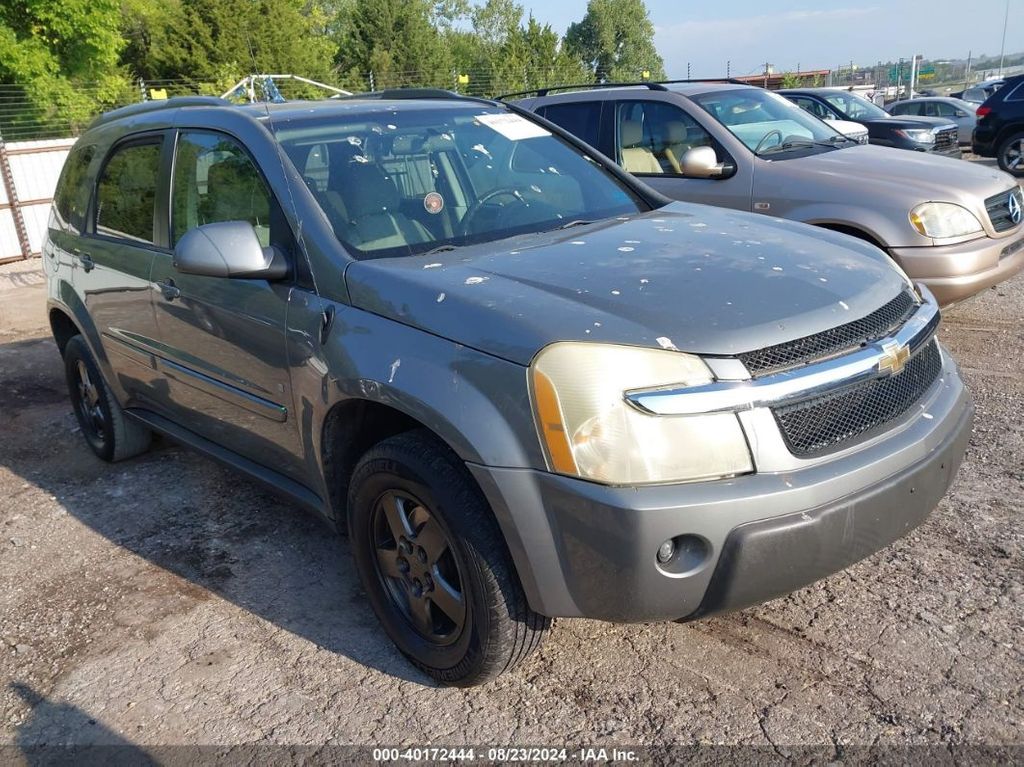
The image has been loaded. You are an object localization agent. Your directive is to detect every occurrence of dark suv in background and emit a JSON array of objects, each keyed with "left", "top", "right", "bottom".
[
  {"left": 972, "top": 73, "right": 1024, "bottom": 177},
  {"left": 781, "top": 88, "right": 961, "bottom": 157}
]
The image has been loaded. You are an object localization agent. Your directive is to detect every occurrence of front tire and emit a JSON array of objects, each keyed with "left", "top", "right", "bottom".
[
  {"left": 997, "top": 131, "right": 1024, "bottom": 177},
  {"left": 63, "top": 335, "right": 151, "bottom": 462},
  {"left": 347, "top": 430, "right": 550, "bottom": 686}
]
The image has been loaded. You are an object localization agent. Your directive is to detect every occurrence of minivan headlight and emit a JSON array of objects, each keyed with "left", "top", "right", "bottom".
[
  {"left": 895, "top": 128, "right": 935, "bottom": 144},
  {"left": 909, "top": 202, "right": 983, "bottom": 238},
  {"left": 530, "top": 343, "right": 753, "bottom": 485}
]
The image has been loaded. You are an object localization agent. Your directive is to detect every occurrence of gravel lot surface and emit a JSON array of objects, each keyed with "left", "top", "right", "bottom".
[{"left": 1, "top": 214, "right": 1023, "bottom": 755}]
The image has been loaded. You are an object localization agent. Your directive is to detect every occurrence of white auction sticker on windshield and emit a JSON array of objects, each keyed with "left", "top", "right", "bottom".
[{"left": 476, "top": 113, "right": 551, "bottom": 140}]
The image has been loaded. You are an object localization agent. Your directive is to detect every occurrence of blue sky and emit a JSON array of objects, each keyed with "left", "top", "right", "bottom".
[{"left": 524, "top": 0, "right": 1024, "bottom": 78}]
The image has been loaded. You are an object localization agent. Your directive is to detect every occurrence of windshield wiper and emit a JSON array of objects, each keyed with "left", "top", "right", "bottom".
[
  {"left": 757, "top": 139, "right": 815, "bottom": 155},
  {"left": 550, "top": 219, "right": 597, "bottom": 231},
  {"left": 420, "top": 244, "right": 460, "bottom": 258}
]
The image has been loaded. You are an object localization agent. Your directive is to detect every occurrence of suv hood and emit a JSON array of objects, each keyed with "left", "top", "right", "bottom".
[
  {"left": 783, "top": 144, "right": 1014, "bottom": 200},
  {"left": 345, "top": 204, "right": 908, "bottom": 366}
]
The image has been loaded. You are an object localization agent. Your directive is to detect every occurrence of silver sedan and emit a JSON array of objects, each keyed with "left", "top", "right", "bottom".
[{"left": 887, "top": 97, "right": 977, "bottom": 145}]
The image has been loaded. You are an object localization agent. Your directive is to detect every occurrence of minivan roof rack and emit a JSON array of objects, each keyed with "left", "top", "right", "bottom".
[
  {"left": 88, "top": 96, "right": 228, "bottom": 129},
  {"left": 497, "top": 78, "right": 748, "bottom": 100}
]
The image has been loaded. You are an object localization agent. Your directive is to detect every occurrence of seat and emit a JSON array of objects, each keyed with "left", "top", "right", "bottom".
[
  {"left": 662, "top": 121, "right": 695, "bottom": 173},
  {"left": 202, "top": 158, "right": 271, "bottom": 245},
  {"left": 334, "top": 162, "right": 432, "bottom": 251},
  {"left": 619, "top": 120, "right": 662, "bottom": 174}
]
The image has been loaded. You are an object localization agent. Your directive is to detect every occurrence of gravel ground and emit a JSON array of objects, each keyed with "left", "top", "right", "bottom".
[{"left": 1, "top": 237, "right": 1022, "bottom": 756}]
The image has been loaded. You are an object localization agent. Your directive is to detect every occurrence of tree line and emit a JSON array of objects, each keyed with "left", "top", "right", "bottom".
[{"left": 0, "top": 0, "right": 665, "bottom": 136}]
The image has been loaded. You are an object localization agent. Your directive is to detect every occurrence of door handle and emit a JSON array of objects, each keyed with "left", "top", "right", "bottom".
[
  {"left": 158, "top": 278, "right": 181, "bottom": 301},
  {"left": 78, "top": 253, "right": 95, "bottom": 272}
]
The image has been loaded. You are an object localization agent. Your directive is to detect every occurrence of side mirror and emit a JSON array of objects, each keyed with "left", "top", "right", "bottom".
[
  {"left": 679, "top": 146, "right": 727, "bottom": 179},
  {"left": 174, "top": 221, "right": 287, "bottom": 280}
]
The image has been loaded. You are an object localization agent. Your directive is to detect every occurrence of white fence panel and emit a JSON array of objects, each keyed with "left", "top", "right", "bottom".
[{"left": 1, "top": 137, "right": 75, "bottom": 262}]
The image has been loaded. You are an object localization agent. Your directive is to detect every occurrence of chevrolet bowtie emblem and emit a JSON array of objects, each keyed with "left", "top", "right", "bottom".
[{"left": 878, "top": 341, "right": 911, "bottom": 376}]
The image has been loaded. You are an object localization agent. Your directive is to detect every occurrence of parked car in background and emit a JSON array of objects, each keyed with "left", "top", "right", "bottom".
[
  {"left": 781, "top": 88, "right": 961, "bottom": 157},
  {"left": 825, "top": 118, "right": 870, "bottom": 144},
  {"left": 952, "top": 79, "right": 1005, "bottom": 104},
  {"left": 513, "top": 81, "right": 1024, "bottom": 306},
  {"left": 972, "top": 73, "right": 1024, "bottom": 177},
  {"left": 887, "top": 97, "right": 977, "bottom": 146},
  {"left": 46, "top": 92, "right": 974, "bottom": 685}
]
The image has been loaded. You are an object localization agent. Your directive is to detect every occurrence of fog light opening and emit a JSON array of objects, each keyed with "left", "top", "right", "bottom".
[{"left": 655, "top": 534, "right": 712, "bottom": 577}]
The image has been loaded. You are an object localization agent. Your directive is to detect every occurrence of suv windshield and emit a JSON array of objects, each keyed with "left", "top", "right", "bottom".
[
  {"left": 272, "top": 104, "right": 643, "bottom": 258},
  {"left": 820, "top": 91, "right": 889, "bottom": 121},
  {"left": 690, "top": 89, "right": 848, "bottom": 156}
]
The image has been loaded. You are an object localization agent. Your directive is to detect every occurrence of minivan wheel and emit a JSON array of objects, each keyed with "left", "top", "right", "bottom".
[
  {"left": 347, "top": 429, "right": 550, "bottom": 686},
  {"left": 63, "top": 335, "right": 151, "bottom": 462},
  {"left": 997, "top": 131, "right": 1024, "bottom": 176}
]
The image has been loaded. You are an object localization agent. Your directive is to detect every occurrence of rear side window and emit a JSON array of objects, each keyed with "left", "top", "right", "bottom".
[
  {"left": 53, "top": 144, "right": 94, "bottom": 234},
  {"left": 95, "top": 141, "right": 162, "bottom": 243},
  {"left": 1006, "top": 82, "right": 1024, "bottom": 102},
  {"left": 538, "top": 102, "right": 602, "bottom": 150}
]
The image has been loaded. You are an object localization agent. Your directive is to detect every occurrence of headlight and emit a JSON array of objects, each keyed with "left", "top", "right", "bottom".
[
  {"left": 895, "top": 128, "right": 935, "bottom": 144},
  {"left": 530, "top": 343, "right": 753, "bottom": 485},
  {"left": 909, "top": 202, "right": 983, "bottom": 238}
]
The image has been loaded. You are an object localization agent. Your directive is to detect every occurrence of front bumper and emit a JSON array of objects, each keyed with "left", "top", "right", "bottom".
[
  {"left": 889, "top": 227, "right": 1024, "bottom": 306},
  {"left": 470, "top": 347, "right": 973, "bottom": 622}
]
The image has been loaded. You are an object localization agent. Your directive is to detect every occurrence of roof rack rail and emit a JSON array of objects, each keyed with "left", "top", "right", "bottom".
[
  {"left": 336, "top": 88, "right": 497, "bottom": 106},
  {"left": 497, "top": 77, "right": 748, "bottom": 100},
  {"left": 88, "top": 96, "right": 228, "bottom": 129}
]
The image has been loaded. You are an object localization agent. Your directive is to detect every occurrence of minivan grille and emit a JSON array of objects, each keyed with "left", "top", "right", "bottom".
[
  {"left": 738, "top": 290, "right": 918, "bottom": 377},
  {"left": 986, "top": 187, "right": 1024, "bottom": 233},
  {"left": 933, "top": 127, "right": 958, "bottom": 151},
  {"left": 773, "top": 339, "right": 943, "bottom": 457}
]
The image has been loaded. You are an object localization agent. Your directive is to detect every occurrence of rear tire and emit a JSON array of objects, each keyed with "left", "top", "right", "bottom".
[
  {"left": 996, "top": 131, "right": 1024, "bottom": 177},
  {"left": 63, "top": 335, "right": 151, "bottom": 462},
  {"left": 347, "top": 429, "right": 550, "bottom": 686}
]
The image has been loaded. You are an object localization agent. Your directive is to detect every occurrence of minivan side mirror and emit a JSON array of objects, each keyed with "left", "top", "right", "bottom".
[
  {"left": 173, "top": 221, "right": 288, "bottom": 280},
  {"left": 680, "top": 146, "right": 728, "bottom": 179}
]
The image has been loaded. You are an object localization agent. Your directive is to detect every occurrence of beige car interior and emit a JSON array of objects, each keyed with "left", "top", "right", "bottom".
[{"left": 619, "top": 120, "right": 663, "bottom": 174}]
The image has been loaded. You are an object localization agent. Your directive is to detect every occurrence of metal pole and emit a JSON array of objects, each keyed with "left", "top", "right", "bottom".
[
  {"left": 0, "top": 127, "right": 33, "bottom": 262},
  {"left": 965, "top": 50, "right": 972, "bottom": 89},
  {"left": 999, "top": 0, "right": 1009, "bottom": 75}
]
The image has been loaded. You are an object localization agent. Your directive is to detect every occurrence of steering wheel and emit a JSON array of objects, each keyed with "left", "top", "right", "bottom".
[
  {"left": 754, "top": 129, "right": 783, "bottom": 154},
  {"left": 460, "top": 188, "right": 528, "bottom": 236}
]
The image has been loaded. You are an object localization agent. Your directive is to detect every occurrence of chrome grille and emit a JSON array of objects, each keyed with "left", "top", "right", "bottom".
[
  {"left": 739, "top": 290, "right": 918, "bottom": 378},
  {"left": 773, "top": 339, "right": 943, "bottom": 457},
  {"left": 986, "top": 187, "right": 1023, "bottom": 233},
  {"left": 933, "top": 128, "right": 958, "bottom": 151}
]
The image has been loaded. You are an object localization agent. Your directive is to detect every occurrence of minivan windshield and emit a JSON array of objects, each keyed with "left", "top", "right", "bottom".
[
  {"left": 272, "top": 104, "right": 644, "bottom": 259},
  {"left": 690, "top": 89, "right": 850, "bottom": 156}
]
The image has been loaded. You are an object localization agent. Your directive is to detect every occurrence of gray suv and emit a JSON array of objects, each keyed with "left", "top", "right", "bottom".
[{"left": 46, "top": 92, "right": 973, "bottom": 685}]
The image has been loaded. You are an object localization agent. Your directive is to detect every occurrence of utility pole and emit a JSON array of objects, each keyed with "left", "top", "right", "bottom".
[
  {"left": 687, "top": 62, "right": 691, "bottom": 79},
  {"left": 999, "top": 0, "right": 1009, "bottom": 75},
  {"left": 965, "top": 50, "right": 972, "bottom": 89},
  {"left": 726, "top": 60, "right": 731, "bottom": 78},
  {"left": 909, "top": 53, "right": 919, "bottom": 96},
  {"left": 762, "top": 61, "right": 772, "bottom": 88}
]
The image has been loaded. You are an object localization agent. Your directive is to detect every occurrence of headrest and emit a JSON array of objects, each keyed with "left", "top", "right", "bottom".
[
  {"left": 337, "top": 162, "right": 400, "bottom": 220},
  {"left": 620, "top": 120, "right": 644, "bottom": 147},
  {"left": 665, "top": 121, "right": 689, "bottom": 143}
]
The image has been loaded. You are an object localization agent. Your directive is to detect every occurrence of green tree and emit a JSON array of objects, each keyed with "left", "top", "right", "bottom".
[
  {"left": 122, "top": 0, "right": 337, "bottom": 94},
  {"left": 0, "top": 0, "right": 133, "bottom": 134},
  {"left": 564, "top": 0, "right": 665, "bottom": 83},
  {"left": 338, "top": 0, "right": 451, "bottom": 89}
]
